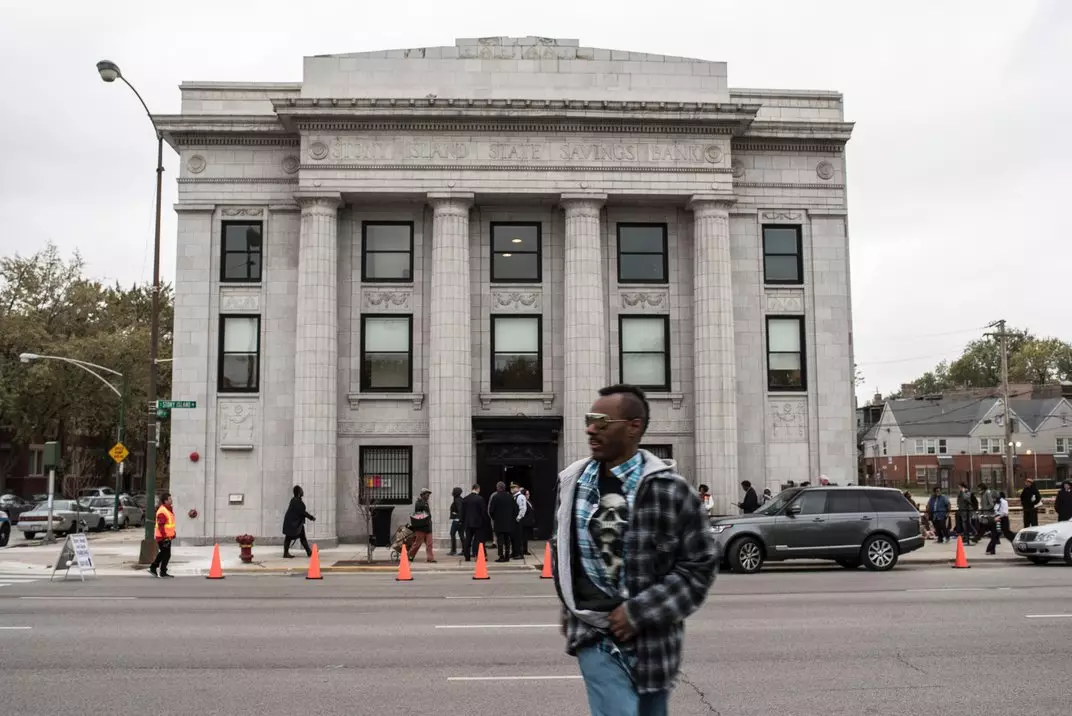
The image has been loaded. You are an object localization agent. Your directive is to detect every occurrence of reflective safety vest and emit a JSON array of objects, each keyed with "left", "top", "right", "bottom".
[{"left": 155, "top": 505, "right": 176, "bottom": 540}]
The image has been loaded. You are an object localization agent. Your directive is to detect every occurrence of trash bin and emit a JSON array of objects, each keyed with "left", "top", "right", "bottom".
[{"left": 370, "top": 506, "right": 395, "bottom": 547}]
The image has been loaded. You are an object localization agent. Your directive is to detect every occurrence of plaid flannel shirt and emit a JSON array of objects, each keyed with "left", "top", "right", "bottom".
[{"left": 551, "top": 450, "right": 719, "bottom": 695}]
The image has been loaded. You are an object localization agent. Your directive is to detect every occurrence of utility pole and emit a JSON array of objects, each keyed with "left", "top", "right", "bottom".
[{"left": 986, "top": 320, "right": 1016, "bottom": 498}]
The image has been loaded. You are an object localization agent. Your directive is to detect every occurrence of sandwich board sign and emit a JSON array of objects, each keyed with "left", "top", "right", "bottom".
[{"left": 50, "top": 532, "right": 96, "bottom": 582}]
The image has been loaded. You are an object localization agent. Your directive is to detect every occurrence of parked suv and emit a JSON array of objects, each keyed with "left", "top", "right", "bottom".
[{"left": 712, "top": 486, "right": 924, "bottom": 573}]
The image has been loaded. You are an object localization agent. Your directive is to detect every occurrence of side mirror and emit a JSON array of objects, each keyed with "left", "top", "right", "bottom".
[{"left": 787, "top": 505, "right": 802, "bottom": 516}]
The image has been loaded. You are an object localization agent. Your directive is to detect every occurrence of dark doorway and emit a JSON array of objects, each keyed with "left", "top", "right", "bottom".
[{"left": 473, "top": 416, "right": 562, "bottom": 541}]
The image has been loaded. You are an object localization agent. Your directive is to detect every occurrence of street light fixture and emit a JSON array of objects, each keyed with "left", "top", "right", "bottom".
[
  {"left": 19, "top": 353, "right": 128, "bottom": 537},
  {"left": 97, "top": 59, "right": 165, "bottom": 564}
]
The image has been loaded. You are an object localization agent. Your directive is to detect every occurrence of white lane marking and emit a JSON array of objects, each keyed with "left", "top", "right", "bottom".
[
  {"left": 0, "top": 626, "right": 32, "bottom": 630},
  {"left": 19, "top": 597, "right": 137, "bottom": 601},
  {"left": 1025, "top": 614, "right": 1072, "bottom": 619},
  {"left": 448, "top": 675, "right": 582, "bottom": 682},
  {"left": 905, "top": 588, "right": 990, "bottom": 593},
  {"left": 435, "top": 624, "right": 558, "bottom": 629},
  {"left": 444, "top": 595, "right": 556, "bottom": 600}
]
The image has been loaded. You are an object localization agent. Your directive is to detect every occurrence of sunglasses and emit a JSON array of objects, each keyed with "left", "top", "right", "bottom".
[{"left": 585, "top": 413, "right": 639, "bottom": 430}]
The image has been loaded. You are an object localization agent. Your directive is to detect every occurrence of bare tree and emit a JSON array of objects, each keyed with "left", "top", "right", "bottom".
[
  {"left": 349, "top": 466, "right": 378, "bottom": 564},
  {"left": 63, "top": 447, "right": 101, "bottom": 499}
]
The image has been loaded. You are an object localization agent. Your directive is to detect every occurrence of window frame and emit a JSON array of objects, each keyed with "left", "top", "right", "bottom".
[
  {"left": 618, "top": 314, "right": 671, "bottom": 392},
  {"left": 1056, "top": 437, "right": 1071, "bottom": 454},
  {"left": 616, "top": 223, "right": 669, "bottom": 285},
  {"left": 361, "top": 221, "right": 414, "bottom": 283},
  {"left": 490, "top": 222, "right": 542, "bottom": 284},
  {"left": 937, "top": 439, "right": 948, "bottom": 455},
  {"left": 761, "top": 224, "right": 804, "bottom": 285},
  {"left": 358, "top": 445, "right": 414, "bottom": 506},
  {"left": 765, "top": 315, "right": 807, "bottom": 392},
  {"left": 360, "top": 314, "right": 414, "bottom": 392},
  {"left": 217, "top": 314, "right": 262, "bottom": 394},
  {"left": 489, "top": 314, "right": 543, "bottom": 392},
  {"left": 220, "top": 221, "right": 264, "bottom": 283},
  {"left": 640, "top": 444, "right": 674, "bottom": 460}
]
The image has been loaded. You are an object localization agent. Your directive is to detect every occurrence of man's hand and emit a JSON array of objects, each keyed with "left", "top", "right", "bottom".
[{"left": 608, "top": 605, "right": 636, "bottom": 642}]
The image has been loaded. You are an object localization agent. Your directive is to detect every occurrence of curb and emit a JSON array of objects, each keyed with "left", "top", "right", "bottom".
[{"left": 121, "top": 563, "right": 540, "bottom": 575}]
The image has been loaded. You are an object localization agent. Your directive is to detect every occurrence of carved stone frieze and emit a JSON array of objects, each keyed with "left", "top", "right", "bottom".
[
  {"left": 761, "top": 211, "right": 803, "bottom": 223},
  {"left": 362, "top": 290, "right": 412, "bottom": 311},
  {"left": 338, "top": 420, "right": 429, "bottom": 437},
  {"left": 219, "top": 291, "right": 261, "bottom": 311},
  {"left": 765, "top": 290, "right": 805, "bottom": 313},
  {"left": 221, "top": 207, "right": 264, "bottom": 217},
  {"left": 770, "top": 399, "right": 808, "bottom": 442},
  {"left": 491, "top": 291, "right": 542, "bottom": 312},
  {"left": 218, "top": 401, "right": 257, "bottom": 448},
  {"left": 619, "top": 291, "right": 669, "bottom": 312}
]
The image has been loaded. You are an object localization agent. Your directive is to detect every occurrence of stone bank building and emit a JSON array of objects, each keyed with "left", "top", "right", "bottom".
[{"left": 162, "top": 36, "right": 856, "bottom": 545}]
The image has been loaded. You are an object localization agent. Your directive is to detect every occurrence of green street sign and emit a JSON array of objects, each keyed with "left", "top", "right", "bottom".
[{"left": 158, "top": 400, "right": 196, "bottom": 409}]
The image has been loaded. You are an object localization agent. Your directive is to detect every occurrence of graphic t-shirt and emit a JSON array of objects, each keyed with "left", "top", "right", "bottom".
[{"left": 573, "top": 472, "right": 629, "bottom": 611}]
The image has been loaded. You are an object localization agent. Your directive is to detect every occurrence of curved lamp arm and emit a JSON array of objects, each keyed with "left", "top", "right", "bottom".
[{"left": 19, "top": 353, "right": 122, "bottom": 398}]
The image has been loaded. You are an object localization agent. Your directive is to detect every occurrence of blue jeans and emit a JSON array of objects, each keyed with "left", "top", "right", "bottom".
[
  {"left": 577, "top": 644, "right": 669, "bottom": 716},
  {"left": 449, "top": 520, "right": 463, "bottom": 553}
]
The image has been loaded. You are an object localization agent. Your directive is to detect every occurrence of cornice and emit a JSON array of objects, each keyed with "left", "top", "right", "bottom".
[
  {"left": 733, "top": 181, "right": 845, "bottom": 190},
  {"left": 300, "top": 163, "right": 733, "bottom": 174},
  {"left": 296, "top": 120, "right": 735, "bottom": 135},
  {"left": 732, "top": 140, "right": 845, "bottom": 154},
  {"left": 177, "top": 177, "right": 299, "bottom": 185},
  {"left": 273, "top": 96, "right": 762, "bottom": 116},
  {"left": 740, "top": 120, "right": 854, "bottom": 143}
]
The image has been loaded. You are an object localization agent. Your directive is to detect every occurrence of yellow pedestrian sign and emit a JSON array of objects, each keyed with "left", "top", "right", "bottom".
[{"left": 108, "top": 443, "right": 129, "bottom": 464}]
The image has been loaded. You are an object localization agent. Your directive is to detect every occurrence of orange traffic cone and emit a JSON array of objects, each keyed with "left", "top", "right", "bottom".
[
  {"left": 540, "top": 542, "right": 554, "bottom": 580},
  {"left": 473, "top": 543, "right": 490, "bottom": 580},
  {"left": 396, "top": 543, "right": 413, "bottom": 581},
  {"left": 306, "top": 544, "right": 323, "bottom": 580},
  {"left": 951, "top": 535, "right": 971, "bottom": 569},
  {"left": 206, "top": 543, "right": 225, "bottom": 579}
]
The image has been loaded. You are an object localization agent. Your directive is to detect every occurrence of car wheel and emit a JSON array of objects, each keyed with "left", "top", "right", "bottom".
[
  {"left": 1064, "top": 539, "right": 1072, "bottom": 566},
  {"left": 1027, "top": 556, "right": 1051, "bottom": 565},
  {"left": 862, "top": 535, "right": 899, "bottom": 571},
  {"left": 729, "top": 537, "right": 764, "bottom": 574},
  {"left": 0, "top": 525, "right": 9, "bottom": 548},
  {"left": 23, "top": 532, "right": 36, "bottom": 540},
  {"left": 836, "top": 558, "right": 861, "bottom": 569}
]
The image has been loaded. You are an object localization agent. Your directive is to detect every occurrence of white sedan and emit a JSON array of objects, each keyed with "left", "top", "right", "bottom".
[{"left": 1013, "top": 522, "right": 1072, "bottom": 565}]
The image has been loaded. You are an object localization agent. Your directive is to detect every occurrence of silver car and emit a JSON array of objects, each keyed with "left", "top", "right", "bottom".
[
  {"left": 711, "top": 486, "right": 925, "bottom": 573},
  {"left": 17, "top": 500, "right": 105, "bottom": 540},
  {"left": 83, "top": 495, "right": 145, "bottom": 529},
  {"left": 1012, "top": 521, "right": 1072, "bottom": 565}
]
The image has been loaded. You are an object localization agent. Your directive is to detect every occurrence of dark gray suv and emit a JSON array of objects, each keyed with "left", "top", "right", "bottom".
[{"left": 712, "top": 486, "right": 924, "bottom": 574}]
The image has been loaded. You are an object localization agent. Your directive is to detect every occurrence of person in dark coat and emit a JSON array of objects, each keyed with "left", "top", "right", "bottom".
[
  {"left": 738, "top": 480, "right": 759, "bottom": 514},
  {"left": 282, "top": 485, "right": 316, "bottom": 558},
  {"left": 448, "top": 486, "right": 464, "bottom": 556},
  {"left": 488, "top": 481, "right": 518, "bottom": 562},
  {"left": 460, "top": 484, "right": 486, "bottom": 562},
  {"left": 1020, "top": 478, "right": 1042, "bottom": 528},
  {"left": 1056, "top": 481, "right": 1072, "bottom": 522}
]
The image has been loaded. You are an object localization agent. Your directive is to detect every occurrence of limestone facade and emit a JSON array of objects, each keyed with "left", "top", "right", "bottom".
[{"left": 162, "top": 36, "right": 856, "bottom": 545}]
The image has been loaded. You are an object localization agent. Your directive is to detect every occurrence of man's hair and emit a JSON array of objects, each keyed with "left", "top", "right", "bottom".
[
  {"left": 496, "top": 481, "right": 505, "bottom": 491},
  {"left": 159, "top": 492, "right": 171, "bottom": 503},
  {"left": 698, "top": 483, "right": 709, "bottom": 492},
  {"left": 741, "top": 480, "right": 752, "bottom": 489},
  {"left": 598, "top": 384, "right": 650, "bottom": 434},
  {"left": 471, "top": 484, "right": 480, "bottom": 491}
]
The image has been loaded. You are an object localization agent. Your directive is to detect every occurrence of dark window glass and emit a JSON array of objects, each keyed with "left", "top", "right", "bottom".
[
  {"left": 491, "top": 224, "right": 540, "bottom": 282},
  {"left": 363, "top": 223, "right": 413, "bottom": 281},
  {"left": 218, "top": 315, "right": 261, "bottom": 392},
  {"left": 641, "top": 445, "right": 673, "bottom": 460},
  {"left": 767, "top": 317, "right": 805, "bottom": 390},
  {"left": 359, "top": 446, "right": 413, "bottom": 506},
  {"left": 491, "top": 316, "right": 541, "bottom": 391},
  {"left": 617, "top": 224, "right": 667, "bottom": 283},
  {"left": 791, "top": 491, "right": 826, "bottom": 515},
  {"left": 620, "top": 316, "right": 669, "bottom": 390},
  {"left": 361, "top": 316, "right": 412, "bottom": 391},
  {"left": 221, "top": 222, "right": 262, "bottom": 282},
  {"left": 826, "top": 491, "right": 871, "bottom": 514},
  {"left": 867, "top": 491, "right": 918, "bottom": 513},
  {"left": 762, "top": 226, "right": 802, "bottom": 284}
]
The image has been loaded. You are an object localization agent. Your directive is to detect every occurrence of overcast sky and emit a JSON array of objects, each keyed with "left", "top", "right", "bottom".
[{"left": 0, "top": 0, "right": 1067, "bottom": 401}]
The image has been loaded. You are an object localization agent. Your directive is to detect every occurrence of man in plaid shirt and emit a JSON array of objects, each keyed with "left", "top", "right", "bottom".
[{"left": 551, "top": 384, "right": 718, "bottom": 715}]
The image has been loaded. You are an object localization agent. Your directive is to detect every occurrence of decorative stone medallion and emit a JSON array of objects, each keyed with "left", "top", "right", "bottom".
[
  {"left": 816, "top": 161, "right": 835, "bottom": 180},
  {"left": 187, "top": 155, "right": 206, "bottom": 174}
]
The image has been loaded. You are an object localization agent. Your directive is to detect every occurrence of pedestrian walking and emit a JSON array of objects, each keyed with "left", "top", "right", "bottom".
[
  {"left": 448, "top": 486, "right": 464, "bottom": 556},
  {"left": 698, "top": 484, "right": 714, "bottom": 515},
  {"left": 282, "top": 485, "right": 316, "bottom": 558},
  {"left": 977, "top": 484, "right": 996, "bottom": 540},
  {"left": 926, "top": 487, "right": 951, "bottom": 544},
  {"left": 760, "top": 488, "right": 773, "bottom": 506},
  {"left": 489, "top": 481, "right": 517, "bottom": 562},
  {"left": 408, "top": 488, "right": 436, "bottom": 563},
  {"left": 148, "top": 492, "right": 175, "bottom": 578},
  {"left": 510, "top": 482, "right": 528, "bottom": 559},
  {"left": 520, "top": 488, "right": 536, "bottom": 556},
  {"left": 1020, "top": 478, "right": 1041, "bottom": 529},
  {"left": 986, "top": 492, "right": 1012, "bottom": 555},
  {"left": 737, "top": 480, "right": 759, "bottom": 514},
  {"left": 1056, "top": 481, "right": 1072, "bottom": 522},
  {"left": 955, "top": 483, "right": 975, "bottom": 544},
  {"left": 552, "top": 384, "right": 718, "bottom": 716},
  {"left": 460, "top": 484, "right": 486, "bottom": 561}
]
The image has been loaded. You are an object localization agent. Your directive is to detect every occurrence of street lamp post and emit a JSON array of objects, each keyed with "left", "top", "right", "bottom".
[
  {"left": 97, "top": 60, "right": 164, "bottom": 564},
  {"left": 19, "top": 354, "right": 126, "bottom": 534}
]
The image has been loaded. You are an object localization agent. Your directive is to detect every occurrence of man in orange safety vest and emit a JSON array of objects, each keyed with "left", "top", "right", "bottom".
[{"left": 149, "top": 492, "right": 176, "bottom": 578}]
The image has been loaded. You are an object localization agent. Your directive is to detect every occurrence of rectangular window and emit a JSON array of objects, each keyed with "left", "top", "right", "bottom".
[
  {"left": 913, "top": 439, "right": 924, "bottom": 455},
  {"left": 361, "top": 315, "right": 413, "bottom": 391},
  {"left": 1057, "top": 437, "right": 1071, "bottom": 454},
  {"left": 980, "top": 438, "right": 1004, "bottom": 454},
  {"left": 617, "top": 224, "right": 668, "bottom": 283},
  {"left": 362, "top": 222, "right": 413, "bottom": 282},
  {"left": 221, "top": 222, "right": 263, "bottom": 282},
  {"left": 619, "top": 316, "right": 670, "bottom": 390},
  {"left": 641, "top": 444, "right": 673, "bottom": 460},
  {"left": 882, "top": 441, "right": 888, "bottom": 456},
  {"left": 762, "top": 225, "right": 803, "bottom": 284},
  {"left": 218, "top": 315, "right": 261, "bottom": 392},
  {"left": 491, "top": 223, "right": 541, "bottom": 283},
  {"left": 359, "top": 446, "right": 413, "bottom": 505},
  {"left": 938, "top": 439, "right": 948, "bottom": 455},
  {"left": 491, "top": 315, "right": 542, "bottom": 391},
  {"left": 766, "top": 316, "right": 806, "bottom": 391},
  {"left": 29, "top": 448, "right": 43, "bottom": 476},
  {"left": 926, "top": 439, "right": 937, "bottom": 455}
]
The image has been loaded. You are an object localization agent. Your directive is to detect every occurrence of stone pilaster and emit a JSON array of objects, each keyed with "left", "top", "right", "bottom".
[
  {"left": 561, "top": 194, "right": 608, "bottom": 462},
  {"left": 427, "top": 193, "right": 474, "bottom": 537},
  {"left": 292, "top": 192, "right": 342, "bottom": 543},
  {"left": 689, "top": 195, "right": 739, "bottom": 515}
]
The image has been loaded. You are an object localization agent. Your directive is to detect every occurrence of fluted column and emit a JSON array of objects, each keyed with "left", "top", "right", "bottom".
[
  {"left": 561, "top": 194, "right": 608, "bottom": 461},
  {"left": 292, "top": 192, "right": 343, "bottom": 541},
  {"left": 689, "top": 195, "right": 739, "bottom": 516},
  {"left": 427, "top": 192, "right": 474, "bottom": 537}
]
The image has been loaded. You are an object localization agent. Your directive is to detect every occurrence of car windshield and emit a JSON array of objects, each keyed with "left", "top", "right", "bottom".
[
  {"left": 753, "top": 488, "right": 802, "bottom": 516},
  {"left": 48, "top": 500, "right": 76, "bottom": 511},
  {"left": 87, "top": 498, "right": 113, "bottom": 508}
]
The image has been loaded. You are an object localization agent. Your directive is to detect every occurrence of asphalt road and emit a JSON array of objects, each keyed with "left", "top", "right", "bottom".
[{"left": 1, "top": 564, "right": 1071, "bottom": 715}]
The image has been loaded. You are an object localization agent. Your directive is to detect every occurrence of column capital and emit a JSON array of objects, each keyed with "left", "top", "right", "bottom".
[
  {"left": 688, "top": 194, "right": 736, "bottom": 215},
  {"left": 293, "top": 191, "right": 343, "bottom": 214},
  {"left": 427, "top": 191, "right": 474, "bottom": 209},
  {"left": 559, "top": 193, "right": 607, "bottom": 217}
]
